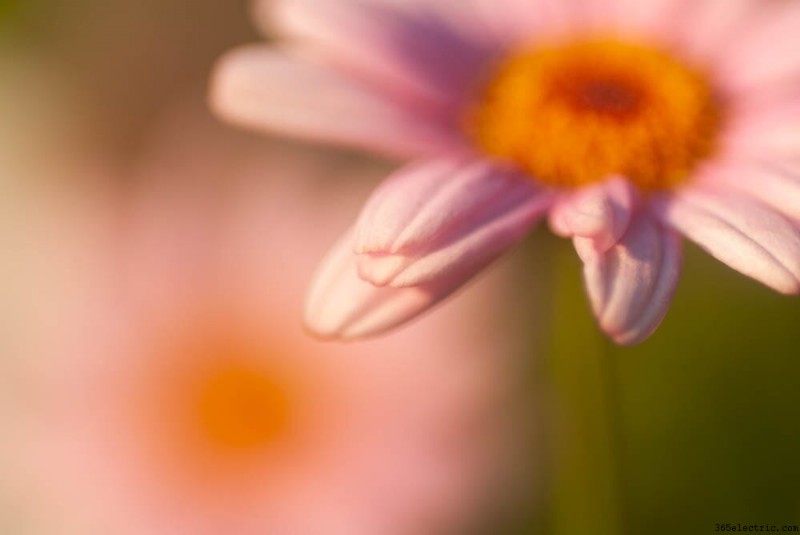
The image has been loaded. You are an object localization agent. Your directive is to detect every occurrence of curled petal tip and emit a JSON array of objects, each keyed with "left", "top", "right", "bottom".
[
  {"left": 583, "top": 212, "right": 682, "bottom": 345},
  {"left": 549, "top": 177, "right": 638, "bottom": 254},
  {"left": 609, "top": 331, "right": 645, "bottom": 347},
  {"left": 305, "top": 227, "right": 473, "bottom": 341},
  {"left": 775, "top": 279, "right": 800, "bottom": 296},
  {"left": 355, "top": 252, "right": 411, "bottom": 287},
  {"left": 354, "top": 157, "right": 552, "bottom": 288}
]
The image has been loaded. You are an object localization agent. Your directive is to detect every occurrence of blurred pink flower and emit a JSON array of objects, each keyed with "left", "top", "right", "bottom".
[
  {"left": 213, "top": 0, "right": 800, "bottom": 344},
  {"left": 20, "top": 112, "right": 521, "bottom": 535}
]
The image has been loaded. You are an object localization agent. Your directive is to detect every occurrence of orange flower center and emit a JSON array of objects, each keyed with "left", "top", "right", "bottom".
[
  {"left": 468, "top": 39, "right": 722, "bottom": 190},
  {"left": 126, "top": 321, "right": 334, "bottom": 491},
  {"left": 193, "top": 363, "right": 292, "bottom": 452},
  {"left": 143, "top": 332, "right": 307, "bottom": 464}
]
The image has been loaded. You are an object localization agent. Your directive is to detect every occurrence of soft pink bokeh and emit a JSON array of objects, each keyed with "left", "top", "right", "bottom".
[{"left": 8, "top": 106, "right": 526, "bottom": 535}]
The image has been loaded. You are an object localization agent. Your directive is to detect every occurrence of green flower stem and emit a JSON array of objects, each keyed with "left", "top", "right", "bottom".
[{"left": 545, "top": 240, "right": 627, "bottom": 535}]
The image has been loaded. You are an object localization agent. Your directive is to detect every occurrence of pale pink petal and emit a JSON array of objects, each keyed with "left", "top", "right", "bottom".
[
  {"left": 652, "top": 188, "right": 800, "bottom": 295},
  {"left": 468, "top": 0, "right": 571, "bottom": 44},
  {"left": 548, "top": 177, "right": 638, "bottom": 257},
  {"left": 699, "top": 159, "right": 800, "bottom": 224},
  {"left": 602, "top": 0, "right": 693, "bottom": 40},
  {"left": 354, "top": 157, "right": 553, "bottom": 287},
  {"left": 722, "top": 99, "right": 800, "bottom": 161},
  {"left": 562, "top": 0, "right": 623, "bottom": 33},
  {"left": 668, "top": 0, "right": 760, "bottom": 64},
  {"left": 258, "top": 0, "right": 497, "bottom": 112},
  {"left": 305, "top": 228, "right": 475, "bottom": 340},
  {"left": 716, "top": 3, "right": 800, "bottom": 95},
  {"left": 210, "top": 46, "right": 457, "bottom": 158},
  {"left": 582, "top": 213, "right": 682, "bottom": 346}
]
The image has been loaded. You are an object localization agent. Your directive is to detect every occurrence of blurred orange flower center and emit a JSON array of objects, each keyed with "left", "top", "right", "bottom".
[
  {"left": 468, "top": 39, "right": 722, "bottom": 190},
  {"left": 192, "top": 362, "right": 292, "bottom": 452}
]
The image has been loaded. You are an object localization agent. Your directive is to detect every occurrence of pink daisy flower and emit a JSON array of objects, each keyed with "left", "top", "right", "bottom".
[
  {"left": 15, "top": 112, "right": 521, "bottom": 535},
  {"left": 212, "top": 0, "right": 800, "bottom": 344}
]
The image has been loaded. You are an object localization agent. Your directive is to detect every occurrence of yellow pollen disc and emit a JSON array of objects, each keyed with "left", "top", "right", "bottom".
[
  {"left": 194, "top": 362, "right": 291, "bottom": 451},
  {"left": 468, "top": 39, "right": 722, "bottom": 189}
]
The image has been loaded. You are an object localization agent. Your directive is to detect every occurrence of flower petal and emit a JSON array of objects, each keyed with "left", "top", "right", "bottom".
[
  {"left": 582, "top": 212, "right": 682, "bottom": 345},
  {"left": 548, "top": 177, "right": 638, "bottom": 257},
  {"left": 669, "top": 0, "right": 759, "bottom": 63},
  {"left": 305, "top": 228, "right": 475, "bottom": 340},
  {"left": 259, "top": 0, "right": 496, "bottom": 111},
  {"left": 354, "top": 157, "right": 553, "bottom": 287},
  {"left": 701, "top": 160, "right": 800, "bottom": 224},
  {"left": 210, "top": 46, "right": 456, "bottom": 158},
  {"left": 716, "top": 3, "right": 800, "bottom": 95},
  {"left": 603, "top": 0, "right": 692, "bottom": 39},
  {"left": 468, "top": 0, "right": 571, "bottom": 43},
  {"left": 652, "top": 188, "right": 800, "bottom": 295},
  {"left": 722, "top": 100, "right": 800, "bottom": 161}
]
